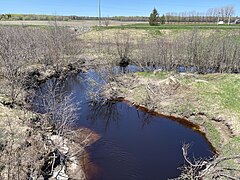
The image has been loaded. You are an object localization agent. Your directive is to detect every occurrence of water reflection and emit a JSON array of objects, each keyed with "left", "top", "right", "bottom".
[
  {"left": 87, "top": 101, "right": 120, "bottom": 131},
  {"left": 136, "top": 110, "right": 153, "bottom": 129},
  {"left": 86, "top": 99, "right": 161, "bottom": 132}
]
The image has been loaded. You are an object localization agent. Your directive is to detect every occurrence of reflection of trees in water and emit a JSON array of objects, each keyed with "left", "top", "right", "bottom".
[
  {"left": 136, "top": 110, "right": 153, "bottom": 129},
  {"left": 62, "top": 74, "right": 84, "bottom": 92},
  {"left": 29, "top": 77, "right": 79, "bottom": 135},
  {"left": 87, "top": 101, "right": 120, "bottom": 131},
  {"left": 31, "top": 78, "right": 64, "bottom": 112},
  {"left": 87, "top": 99, "right": 156, "bottom": 131}
]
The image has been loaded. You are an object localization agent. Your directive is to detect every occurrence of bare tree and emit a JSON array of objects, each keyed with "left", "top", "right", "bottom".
[
  {"left": 225, "top": 5, "right": 235, "bottom": 24},
  {"left": 103, "top": 17, "right": 110, "bottom": 26},
  {"left": 175, "top": 143, "right": 240, "bottom": 179}
]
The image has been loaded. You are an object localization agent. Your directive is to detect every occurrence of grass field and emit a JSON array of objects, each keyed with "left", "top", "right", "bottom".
[
  {"left": 98, "top": 23, "right": 240, "bottom": 30},
  {"left": 1, "top": 20, "right": 240, "bottom": 30}
]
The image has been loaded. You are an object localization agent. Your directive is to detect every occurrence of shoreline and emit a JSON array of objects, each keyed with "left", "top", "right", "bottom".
[
  {"left": 1, "top": 63, "right": 239, "bottom": 178},
  {"left": 116, "top": 97, "right": 218, "bottom": 154},
  {"left": 0, "top": 61, "right": 95, "bottom": 179},
  {"left": 101, "top": 71, "right": 240, "bottom": 178}
]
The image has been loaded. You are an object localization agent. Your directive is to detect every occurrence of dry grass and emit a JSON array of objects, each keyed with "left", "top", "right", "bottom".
[
  {"left": 104, "top": 72, "right": 240, "bottom": 149},
  {"left": 81, "top": 28, "right": 150, "bottom": 43},
  {"left": 0, "top": 101, "right": 33, "bottom": 146},
  {"left": 0, "top": 20, "right": 146, "bottom": 27}
]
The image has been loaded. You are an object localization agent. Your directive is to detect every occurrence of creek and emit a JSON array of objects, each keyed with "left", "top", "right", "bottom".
[{"left": 37, "top": 69, "right": 214, "bottom": 180}]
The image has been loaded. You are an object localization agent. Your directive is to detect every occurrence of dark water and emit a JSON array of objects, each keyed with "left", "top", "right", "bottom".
[{"left": 38, "top": 70, "right": 214, "bottom": 180}]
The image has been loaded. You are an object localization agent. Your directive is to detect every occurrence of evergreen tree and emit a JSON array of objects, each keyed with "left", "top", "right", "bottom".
[
  {"left": 160, "top": 14, "right": 166, "bottom": 24},
  {"left": 149, "top": 8, "right": 160, "bottom": 26}
]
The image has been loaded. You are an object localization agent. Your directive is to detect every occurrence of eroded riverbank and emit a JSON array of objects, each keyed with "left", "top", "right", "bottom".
[
  {"left": 102, "top": 71, "right": 240, "bottom": 178},
  {"left": 50, "top": 71, "right": 214, "bottom": 180},
  {"left": 0, "top": 60, "right": 96, "bottom": 179}
]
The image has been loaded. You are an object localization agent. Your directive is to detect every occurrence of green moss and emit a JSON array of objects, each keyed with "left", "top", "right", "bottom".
[
  {"left": 221, "top": 136, "right": 240, "bottom": 155},
  {"left": 136, "top": 71, "right": 169, "bottom": 80},
  {"left": 216, "top": 136, "right": 240, "bottom": 170},
  {"left": 204, "top": 121, "right": 221, "bottom": 149},
  {"left": 192, "top": 74, "right": 240, "bottom": 117}
]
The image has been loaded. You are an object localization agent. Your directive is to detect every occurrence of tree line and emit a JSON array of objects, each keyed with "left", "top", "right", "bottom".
[
  {"left": 149, "top": 5, "right": 236, "bottom": 25},
  {"left": 0, "top": 14, "right": 149, "bottom": 22},
  {"left": 0, "top": 5, "right": 237, "bottom": 24},
  {"left": 165, "top": 5, "right": 235, "bottom": 24}
]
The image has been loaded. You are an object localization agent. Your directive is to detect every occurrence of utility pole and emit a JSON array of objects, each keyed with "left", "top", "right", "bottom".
[
  {"left": 217, "top": 11, "right": 220, "bottom": 23},
  {"left": 99, "top": 0, "right": 101, "bottom": 26}
]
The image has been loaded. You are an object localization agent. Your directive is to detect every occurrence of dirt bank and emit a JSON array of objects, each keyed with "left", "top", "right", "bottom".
[
  {"left": 102, "top": 71, "right": 240, "bottom": 178},
  {"left": 0, "top": 61, "right": 98, "bottom": 179}
]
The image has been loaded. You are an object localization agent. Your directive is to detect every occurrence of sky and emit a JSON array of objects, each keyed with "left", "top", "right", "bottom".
[{"left": 0, "top": 0, "right": 239, "bottom": 17}]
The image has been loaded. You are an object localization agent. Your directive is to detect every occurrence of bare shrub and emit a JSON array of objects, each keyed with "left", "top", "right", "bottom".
[
  {"left": 133, "top": 30, "right": 240, "bottom": 74},
  {"left": 0, "top": 27, "right": 40, "bottom": 103},
  {"left": 0, "top": 24, "right": 86, "bottom": 179},
  {"left": 32, "top": 78, "right": 78, "bottom": 136},
  {"left": 114, "top": 31, "right": 133, "bottom": 68},
  {"left": 0, "top": 24, "right": 83, "bottom": 104},
  {"left": 174, "top": 143, "right": 240, "bottom": 180},
  {"left": 41, "top": 23, "right": 83, "bottom": 70}
]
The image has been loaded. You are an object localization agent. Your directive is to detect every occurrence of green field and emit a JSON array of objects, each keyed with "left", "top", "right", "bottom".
[{"left": 98, "top": 23, "right": 240, "bottom": 30}]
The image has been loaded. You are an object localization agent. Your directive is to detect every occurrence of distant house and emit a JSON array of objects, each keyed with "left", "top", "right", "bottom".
[
  {"left": 230, "top": 19, "right": 240, "bottom": 24},
  {"left": 234, "top": 19, "right": 240, "bottom": 24},
  {"left": 217, "top": 21, "right": 224, "bottom": 25}
]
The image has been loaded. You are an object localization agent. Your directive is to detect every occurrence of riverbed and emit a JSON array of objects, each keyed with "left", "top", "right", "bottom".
[
  {"left": 48, "top": 70, "right": 213, "bottom": 180},
  {"left": 34, "top": 68, "right": 214, "bottom": 179}
]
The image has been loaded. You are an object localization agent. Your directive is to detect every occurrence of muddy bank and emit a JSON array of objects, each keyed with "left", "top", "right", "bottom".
[
  {"left": 101, "top": 72, "right": 240, "bottom": 179},
  {"left": 116, "top": 98, "right": 217, "bottom": 153},
  {"left": 102, "top": 73, "right": 237, "bottom": 150},
  {"left": 0, "top": 99, "right": 99, "bottom": 179},
  {"left": 24, "top": 60, "right": 86, "bottom": 89},
  {"left": 0, "top": 60, "right": 98, "bottom": 179}
]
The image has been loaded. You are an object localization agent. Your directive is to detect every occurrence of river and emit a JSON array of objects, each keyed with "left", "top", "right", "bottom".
[{"left": 37, "top": 69, "right": 214, "bottom": 180}]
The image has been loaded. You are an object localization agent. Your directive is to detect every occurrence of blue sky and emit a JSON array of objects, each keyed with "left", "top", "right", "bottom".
[{"left": 0, "top": 0, "right": 239, "bottom": 16}]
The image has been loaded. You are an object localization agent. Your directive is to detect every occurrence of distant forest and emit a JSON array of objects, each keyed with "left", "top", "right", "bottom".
[
  {"left": 0, "top": 14, "right": 150, "bottom": 22},
  {"left": 0, "top": 5, "right": 238, "bottom": 24}
]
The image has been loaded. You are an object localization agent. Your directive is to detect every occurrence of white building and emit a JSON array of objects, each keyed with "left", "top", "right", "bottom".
[{"left": 217, "top": 21, "right": 224, "bottom": 25}]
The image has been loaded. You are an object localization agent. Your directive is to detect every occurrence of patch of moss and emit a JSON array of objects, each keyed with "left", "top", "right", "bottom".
[
  {"left": 204, "top": 121, "right": 221, "bottom": 149},
  {"left": 170, "top": 103, "right": 197, "bottom": 117},
  {"left": 136, "top": 71, "right": 169, "bottom": 80},
  {"left": 221, "top": 136, "right": 240, "bottom": 156},
  {"left": 215, "top": 136, "right": 240, "bottom": 171}
]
